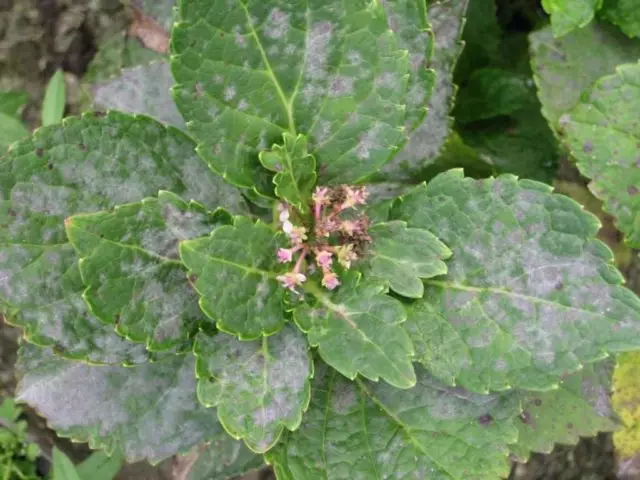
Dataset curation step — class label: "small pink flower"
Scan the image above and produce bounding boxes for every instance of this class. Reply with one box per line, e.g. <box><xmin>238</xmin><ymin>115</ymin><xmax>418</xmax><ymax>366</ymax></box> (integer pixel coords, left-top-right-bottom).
<box><xmin>289</xmin><ymin>226</ymin><xmax>308</xmax><ymax>244</ymax></box>
<box><xmin>312</xmin><ymin>186</ymin><xmax>331</xmax><ymax>205</ymax></box>
<box><xmin>315</xmin><ymin>249</ymin><xmax>333</xmax><ymax>269</ymax></box>
<box><xmin>342</xmin><ymin>186</ymin><xmax>368</xmax><ymax>209</ymax></box>
<box><xmin>335</xmin><ymin>244</ymin><xmax>358</xmax><ymax>269</ymax></box>
<box><xmin>277</xmin><ymin>248</ymin><xmax>294</xmax><ymax>263</ymax></box>
<box><xmin>322</xmin><ymin>271</ymin><xmax>340</xmax><ymax>290</ymax></box>
<box><xmin>282</xmin><ymin>220</ymin><xmax>294</xmax><ymax>235</ymax></box>
<box><xmin>340</xmin><ymin>220</ymin><xmax>358</xmax><ymax>235</ymax></box>
<box><xmin>316</xmin><ymin>218</ymin><xmax>339</xmax><ymax>237</ymax></box>
<box><xmin>279</xmin><ymin>207</ymin><xmax>290</xmax><ymax>223</ymax></box>
<box><xmin>277</xmin><ymin>272</ymin><xmax>307</xmax><ymax>291</ymax></box>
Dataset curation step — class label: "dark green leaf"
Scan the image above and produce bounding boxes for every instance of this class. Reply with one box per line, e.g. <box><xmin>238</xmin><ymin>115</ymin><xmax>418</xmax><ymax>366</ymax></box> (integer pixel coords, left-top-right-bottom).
<box><xmin>195</xmin><ymin>326</ymin><xmax>312</xmax><ymax>452</ymax></box>
<box><xmin>295</xmin><ymin>273</ymin><xmax>415</xmax><ymax>389</ymax></box>
<box><xmin>529</xmin><ymin>21</ymin><xmax>640</xmax><ymax>129</ymax></box>
<box><xmin>365</xmin><ymin>221</ymin><xmax>451</xmax><ymax>298</ymax></box>
<box><xmin>382</xmin><ymin>0</ymin><xmax>468</xmax><ymax>181</ymax></box>
<box><xmin>0</xmin><ymin>112</ymin><xmax>244</xmax><ymax>363</ymax></box>
<box><xmin>392</xmin><ymin>169</ymin><xmax>640</xmax><ymax>392</ymax></box>
<box><xmin>454</xmin><ymin>0</ymin><xmax>501</xmax><ymax>80</ymax></box>
<box><xmin>510</xmin><ymin>362</ymin><xmax>619</xmax><ymax>461</ymax></box>
<box><xmin>171</xmin><ymin>0</ymin><xmax>413</xmax><ymax>192</ymax></box>
<box><xmin>66</xmin><ymin>192</ymin><xmax>231</xmax><ymax>351</ymax></box>
<box><xmin>179</xmin><ymin>216</ymin><xmax>286</xmax><ymax>339</ymax></box>
<box><xmin>259</xmin><ymin>133</ymin><xmax>316</xmax><ymax>213</ymax></box>
<box><xmin>541</xmin><ymin>0</ymin><xmax>602</xmax><ymax>38</ymax></box>
<box><xmin>16</xmin><ymin>344</ymin><xmax>231</xmax><ymax>464</ymax></box>
<box><xmin>42</xmin><ymin>70</ymin><xmax>66</xmax><ymax>127</ymax></box>
<box><xmin>0</xmin><ymin>91</ymin><xmax>29</xmax><ymax>117</ymax></box>
<box><xmin>267</xmin><ymin>361</ymin><xmax>520</xmax><ymax>479</ymax></box>
<box><xmin>601</xmin><ymin>0</ymin><xmax>640</xmax><ymax>38</ymax></box>
<box><xmin>75</xmin><ymin>450</ymin><xmax>124</xmax><ymax>480</ymax></box>
<box><xmin>562</xmin><ymin>61</ymin><xmax>640</xmax><ymax>247</ymax></box>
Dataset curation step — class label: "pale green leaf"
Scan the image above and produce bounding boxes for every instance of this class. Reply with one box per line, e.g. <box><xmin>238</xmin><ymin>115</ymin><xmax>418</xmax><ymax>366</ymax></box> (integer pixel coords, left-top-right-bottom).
<box><xmin>365</xmin><ymin>220</ymin><xmax>451</xmax><ymax>298</ymax></box>
<box><xmin>267</xmin><ymin>361</ymin><xmax>520</xmax><ymax>480</ymax></box>
<box><xmin>16</xmin><ymin>344</ymin><xmax>228</xmax><ymax>464</ymax></box>
<box><xmin>171</xmin><ymin>0</ymin><xmax>412</xmax><ymax>192</ymax></box>
<box><xmin>612</xmin><ymin>352</ymin><xmax>640</xmax><ymax>460</ymax></box>
<box><xmin>75</xmin><ymin>450</ymin><xmax>124</xmax><ymax>480</ymax></box>
<box><xmin>195</xmin><ymin>326</ymin><xmax>312</xmax><ymax>453</ymax></box>
<box><xmin>382</xmin><ymin>0</ymin><xmax>468</xmax><ymax>180</ymax></box>
<box><xmin>529</xmin><ymin>21</ymin><xmax>640</xmax><ymax>129</ymax></box>
<box><xmin>179</xmin><ymin>216</ymin><xmax>286</xmax><ymax>339</ymax></box>
<box><xmin>0</xmin><ymin>111</ymin><xmax>245</xmax><ymax>363</ymax></box>
<box><xmin>42</xmin><ymin>69</ymin><xmax>66</xmax><ymax>127</ymax></box>
<box><xmin>66</xmin><ymin>192</ymin><xmax>231</xmax><ymax>351</ymax></box>
<box><xmin>510</xmin><ymin>362</ymin><xmax>619</xmax><ymax>461</ymax></box>
<box><xmin>0</xmin><ymin>91</ymin><xmax>29</xmax><ymax>117</ymax></box>
<box><xmin>392</xmin><ymin>169</ymin><xmax>640</xmax><ymax>392</ymax></box>
<box><xmin>541</xmin><ymin>0</ymin><xmax>602</xmax><ymax>38</ymax></box>
<box><xmin>259</xmin><ymin>133</ymin><xmax>316</xmax><ymax>213</ymax></box>
<box><xmin>601</xmin><ymin>0</ymin><xmax>640</xmax><ymax>38</ymax></box>
<box><xmin>295</xmin><ymin>273</ymin><xmax>415</xmax><ymax>389</ymax></box>
<box><xmin>0</xmin><ymin>113</ymin><xmax>29</xmax><ymax>152</ymax></box>
<box><xmin>562</xmin><ymin>61</ymin><xmax>640</xmax><ymax>248</ymax></box>
<box><xmin>53</xmin><ymin>447</ymin><xmax>82</xmax><ymax>480</ymax></box>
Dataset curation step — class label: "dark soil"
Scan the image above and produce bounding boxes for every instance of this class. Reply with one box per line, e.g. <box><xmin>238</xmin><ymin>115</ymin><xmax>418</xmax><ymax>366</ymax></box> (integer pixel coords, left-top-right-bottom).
<box><xmin>0</xmin><ymin>1</ymin><xmax>637</xmax><ymax>479</ymax></box>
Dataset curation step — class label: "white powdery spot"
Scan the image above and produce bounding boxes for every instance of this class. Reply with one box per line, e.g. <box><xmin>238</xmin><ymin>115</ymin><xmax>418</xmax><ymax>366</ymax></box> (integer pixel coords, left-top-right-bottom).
<box><xmin>224</xmin><ymin>85</ymin><xmax>237</xmax><ymax>101</ymax></box>
<box><xmin>238</xmin><ymin>99</ymin><xmax>249</xmax><ymax>110</ymax></box>
<box><xmin>347</xmin><ymin>51</ymin><xmax>362</xmax><ymax>66</ymax></box>
<box><xmin>328</xmin><ymin>75</ymin><xmax>354</xmax><ymax>98</ymax></box>
<box><xmin>234</xmin><ymin>25</ymin><xmax>247</xmax><ymax>48</ymax></box>
<box><xmin>213</xmin><ymin>74</ymin><xmax>224</xmax><ymax>84</ymax></box>
<box><xmin>356</xmin><ymin>122</ymin><xmax>384</xmax><ymax>161</ymax></box>
<box><xmin>284</xmin><ymin>44</ymin><xmax>296</xmax><ymax>56</ymax></box>
<box><xmin>264</xmin><ymin>8</ymin><xmax>290</xmax><ymax>39</ymax></box>
<box><xmin>305</xmin><ymin>21</ymin><xmax>333</xmax><ymax>81</ymax></box>
<box><xmin>330</xmin><ymin>380</ymin><xmax>357</xmax><ymax>414</ymax></box>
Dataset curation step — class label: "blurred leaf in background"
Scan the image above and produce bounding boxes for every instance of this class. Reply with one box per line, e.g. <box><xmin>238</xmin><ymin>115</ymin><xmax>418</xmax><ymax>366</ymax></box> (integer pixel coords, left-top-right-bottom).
<box><xmin>42</xmin><ymin>69</ymin><xmax>67</xmax><ymax>127</ymax></box>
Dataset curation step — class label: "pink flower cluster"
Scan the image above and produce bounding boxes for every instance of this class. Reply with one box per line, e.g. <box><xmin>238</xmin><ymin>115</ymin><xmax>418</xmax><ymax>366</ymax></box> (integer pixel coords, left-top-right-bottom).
<box><xmin>275</xmin><ymin>185</ymin><xmax>370</xmax><ymax>293</ymax></box>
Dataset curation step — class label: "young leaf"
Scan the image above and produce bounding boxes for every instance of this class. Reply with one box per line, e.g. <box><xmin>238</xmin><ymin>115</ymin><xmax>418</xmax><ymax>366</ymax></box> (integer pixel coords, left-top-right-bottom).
<box><xmin>180</xmin><ymin>216</ymin><xmax>287</xmax><ymax>339</ymax></box>
<box><xmin>294</xmin><ymin>273</ymin><xmax>415</xmax><ymax>389</ymax></box>
<box><xmin>529</xmin><ymin>21</ymin><xmax>640</xmax><ymax>129</ymax></box>
<box><xmin>171</xmin><ymin>0</ymin><xmax>412</xmax><ymax>192</ymax></box>
<box><xmin>381</xmin><ymin>0</ymin><xmax>435</xmax><ymax>130</ymax></box>
<box><xmin>601</xmin><ymin>0</ymin><xmax>640</xmax><ymax>38</ymax></box>
<box><xmin>16</xmin><ymin>344</ymin><xmax>234</xmax><ymax>464</ymax></box>
<box><xmin>0</xmin><ymin>111</ymin><xmax>245</xmax><ymax>363</ymax></box>
<box><xmin>612</xmin><ymin>352</ymin><xmax>640</xmax><ymax>463</ymax></box>
<box><xmin>267</xmin><ymin>362</ymin><xmax>520</xmax><ymax>480</ymax></box>
<box><xmin>364</xmin><ymin>220</ymin><xmax>451</xmax><ymax>298</ymax></box>
<box><xmin>42</xmin><ymin>69</ymin><xmax>66</xmax><ymax>126</ymax></box>
<box><xmin>65</xmin><ymin>192</ymin><xmax>231</xmax><ymax>351</ymax></box>
<box><xmin>185</xmin><ymin>442</ymin><xmax>263</xmax><ymax>480</ymax></box>
<box><xmin>562</xmin><ymin>61</ymin><xmax>640</xmax><ymax>248</ymax></box>
<box><xmin>392</xmin><ymin>169</ymin><xmax>640</xmax><ymax>392</ymax></box>
<box><xmin>259</xmin><ymin>133</ymin><xmax>316</xmax><ymax>213</ymax></box>
<box><xmin>52</xmin><ymin>447</ymin><xmax>82</xmax><ymax>480</ymax></box>
<box><xmin>75</xmin><ymin>450</ymin><xmax>124</xmax><ymax>480</ymax></box>
<box><xmin>541</xmin><ymin>0</ymin><xmax>602</xmax><ymax>38</ymax></box>
<box><xmin>509</xmin><ymin>362</ymin><xmax>619</xmax><ymax>461</ymax></box>
<box><xmin>381</xmin><ymin>0</ymin><xmax>468</xmax><ymax>181</ymax></box>
<box><xmin>194</xmin><ymin>326</ymin><xmax>312</xmax><ymax>453</ymax></box>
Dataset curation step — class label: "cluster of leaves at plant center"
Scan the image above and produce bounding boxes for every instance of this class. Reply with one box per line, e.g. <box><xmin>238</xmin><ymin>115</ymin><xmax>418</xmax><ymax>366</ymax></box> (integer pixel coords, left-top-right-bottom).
<box><xmin>3</xmin><ymin>0</ymin><xmax>640</xmax><ymax>479</ymax></box>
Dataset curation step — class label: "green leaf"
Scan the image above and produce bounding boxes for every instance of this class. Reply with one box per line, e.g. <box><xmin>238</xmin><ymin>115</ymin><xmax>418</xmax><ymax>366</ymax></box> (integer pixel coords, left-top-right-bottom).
<box><xmin>392</xmin><ymin>169</ymin><xmax>640</xmax><ymax>392</ymax></box>
<box><xmin>259</xmin><ymin>133</ymin><xmax>316</xmax><ymax>213</ymax></box>
<box><xmin>295</xmin><ymin>273</ymin><xmax>415</xmax><ymax>389</ymax></box>
<box><xmin>180</xmin><ymin>216</ymin><xmax>286</xmax><ymax>339</ymax></box>
<box><xmin>0</xmin><ymin>111</ymin><xmax>245</xmax><ymax>363</ymax></box>
<box><xmin>91</xmin><ymin>62</ymin><xmax>185</xmax><ymax>129</ymax></box>
<box><xmin>42</xmin><ymin>69</ymin><xmax>66</xmax><ymax>126</ymax></box>
<box><xmin>541</xmin><ymin>0</ymin><xmax>602</xmax><ymax>38</ymax></box>
<box><xmin>186</xmin><ymin>442</ymin><xmax>263</xmax><ymax>480</ymax></box>
<box><xmin>529</xmin><ymin>21</ymin><xmax>640</xmax><ymax>129</ymax></box>
<box><xmin>53</xmin><ymin>447</ymin><xmax>82</xmax><ymax>480</ymax></box>
<box><xmin>612</xmin><ymin>352</ymin><xmax>640</xmax><ymax>461</ymax></box>
<box><xmin>562</xmin><ymin>61</ymin><xmax>640</xmax><ymax>248</ymax></box>
<box><xmin>0</xmin><ymin>113</ymin><xmax>29</xmax><ymax>152</ymax></box>
<box><xmin>75</xmin><ymin>450</ymin><xmax>124</xmax><ymax>480</ymax></box>
<box><xmin>365</xmin><ymin>220</ymin><xmax>451</xmax><ymax>298</ymax></box>
<box><xmin>510</xmin><ymin>362</ymin><xmax>619</xmax><ymax>461</ymax></box>
<box><xmin>194</xmin><ymin>326</ymin><xmax>312</xmax><ymax>453</ymax></box>
<box><xmin>16</xmin><ymin>344</ymin><xmax>229</xmax><ymax>464</ymax></box>
<box><xmin>381</xmin><ymin>0</ymin><xmax>468</xmax><ymax>181</ymax></box>
<box><xmin>267</xmin><ymin>361</ymin><xmax>520</xmax><ymax>480</ymax></box>
<box><xmin>0</xmin><ymin>91</ymin><xmax>29</xmax><ymax>117</ymax></box>
<box><xmin>601</xmin><ymin>0</ymin><xmax>640</xmax><ymax>38</ymax></box>
<box><xmin>65</xmin><ymin>192</ymin><xmax>231</xmax><ymax>351</ymax></box>
<box><xmin>381</xmin><ymin>0</ymin><xmax>435</xmax><ymax>130</ymax></box>
<box><xmin>171</xmin><ymin>0</ymin><xmax>413</xmax><ymax>192</ymax></box>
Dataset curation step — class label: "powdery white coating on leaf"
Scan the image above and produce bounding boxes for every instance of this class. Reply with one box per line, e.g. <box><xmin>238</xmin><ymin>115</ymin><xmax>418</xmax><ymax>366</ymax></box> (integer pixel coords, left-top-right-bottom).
<box><xmin>194</xmin><ymin>326</ymin><xmax>311</xmax><ymax>453</ymax></box>
<box><xmin>16</xmin><ymin>347</ymin><xmax>219</xmax><ymax>463</ymax></box>
<box><xmin>305</xmin><ymin>21</ymin><xmax>333</xmax><ymax>82</ymax></box>
<box><xmin>264</xmin><ymin>8</ymin><xmax>290</xmax><ymax>40</ymax></box>
<box><xmin>392</xmin><ymin>170</ymin><xmax>640</xmax><ymax>393</ymax></box>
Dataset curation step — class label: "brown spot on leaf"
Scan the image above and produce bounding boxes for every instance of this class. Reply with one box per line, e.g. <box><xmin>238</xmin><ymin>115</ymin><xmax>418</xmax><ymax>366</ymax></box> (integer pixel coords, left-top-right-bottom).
<box><xmin>583</xmin><ymin>141</ymin><xmax>594</xmax><ymax>153</ymax></box>
<box><xmin>78</xmin><ymin>143</ymin><xmax>86</xmax><ymax>151</ymax></box>
<box><xmin>628</xmin><ymin>185</ymin><xmax>638</xmax><ymax>196</ymax></box>
<box><xmin>519</xmin><ymin>411</ymin><xmax>531</xmax><ymax>424</ymax></box>
<box><xmin>129</xmin><ymin>6</ymin><xmax>169</xmax><ymax>54</ymax></box>
<box><xmin>114</xmin><ymin>313</ymin><xmax>121</xmax><ymax>325</ymax></box>
<box><xmin>48</xmin><ymin>163</ymin><xmax>54</xmax><ymax>170</ymax></box>
<box><xmin>36</xmin><ymin>148</ymin><xmax>44</xmax><ymax>157</ymax></box>
<box><xmin>477</xmin><ymin>413</ymin><xmax>493</xmax><ymax>426</ymax></box>
<box><xmin>534</xmin><ymin>398</ymin><xmax>542</xmax><ymax>406</ymax></box>
<box><xmin>566</xmin><ymin>422</ymin><xmax>574</xmax><ymax>429</ymax></box>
